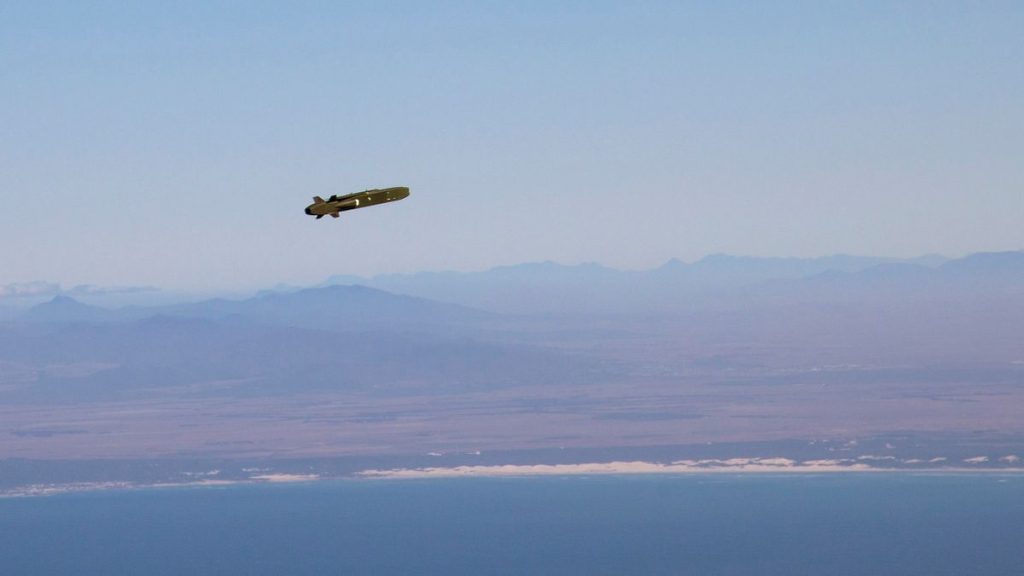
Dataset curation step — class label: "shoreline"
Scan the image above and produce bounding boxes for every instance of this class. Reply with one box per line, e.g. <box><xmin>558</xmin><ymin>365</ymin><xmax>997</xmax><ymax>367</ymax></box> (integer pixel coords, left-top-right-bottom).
<box><xmin>0</xmin><ymin>473</ymin><xmax>321</xmax><ymax>499</ymax></box>
<box><xmin>3</xmin><ymin>459</ymin><xmax>1023</xmax><ymax>498</ymax></box>
<box><xmin>356</xmin><ymin>458</ymin><xmax>1024</xmax><ymax>479</ymax></box>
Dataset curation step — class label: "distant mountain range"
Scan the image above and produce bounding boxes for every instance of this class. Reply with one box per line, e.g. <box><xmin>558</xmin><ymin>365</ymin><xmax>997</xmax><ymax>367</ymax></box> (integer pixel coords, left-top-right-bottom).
<box><xmin>2</xmin><ymin>285</ymin><xmax>595</xmax><ymax>402</ymax></box>
<box><xmin>21</xmin><ymin>285</ymin><xmax>491</xmax><ymax>332</ymax></box>
<box><xmin>11</xmin><ymin>251</ymin><xmax>1023</xmax><ymax>322</ymax></box>
<box><xmin>324</xmin><ymin>251</ymin><xmax>1022</xmax><ymax>314</ymax></box>
<box><xmin>0</xmin><ymin>314</ymin><xmax>589</xmax><ymax>402</ymax></box>
<box><xmin>1</xmin><ymin>250</ymin><xmax>1020</xmax><ymax>416</ymax></box>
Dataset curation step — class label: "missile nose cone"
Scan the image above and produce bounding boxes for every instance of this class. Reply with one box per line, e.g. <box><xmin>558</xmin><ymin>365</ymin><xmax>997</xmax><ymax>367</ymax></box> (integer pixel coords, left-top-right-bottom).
<box><xmin>304</xmin><ymin>206</ymin><xmax>312</xmax><ymax>215</ymax></box>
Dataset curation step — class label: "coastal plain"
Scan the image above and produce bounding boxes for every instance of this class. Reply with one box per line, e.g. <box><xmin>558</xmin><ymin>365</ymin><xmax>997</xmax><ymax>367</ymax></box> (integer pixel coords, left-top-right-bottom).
<box><xmin>2</xmin><ymin>254</ymin><xmax>1023</xmax><ymax>492</ymax></box>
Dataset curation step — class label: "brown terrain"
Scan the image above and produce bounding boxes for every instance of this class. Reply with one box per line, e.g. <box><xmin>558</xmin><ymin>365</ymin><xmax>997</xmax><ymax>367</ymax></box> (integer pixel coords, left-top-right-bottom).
<box><xmin>1</xmin><ymin>253</ymin><xmax>1022</xmax><ymax>487</ymax></box>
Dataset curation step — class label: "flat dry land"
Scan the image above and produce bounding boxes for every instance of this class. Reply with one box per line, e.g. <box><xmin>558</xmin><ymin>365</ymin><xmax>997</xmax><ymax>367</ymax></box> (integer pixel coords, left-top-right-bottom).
<box><xmin>2</xmin><ymin>366</ymin><xmax>1022</xmax><ymax>460</ymax></box>
<box><xmin>2</xmin><ymin>308</ymin><xmax>1023</xmax><ymax>463</ymax></box>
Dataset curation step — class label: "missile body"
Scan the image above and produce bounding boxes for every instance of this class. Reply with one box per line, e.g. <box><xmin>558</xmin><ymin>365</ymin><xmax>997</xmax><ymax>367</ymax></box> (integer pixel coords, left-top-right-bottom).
<box><xmin>305</xmin><ymin>186</ymin><xmax>409</xmax><ymax>219</ymax></box>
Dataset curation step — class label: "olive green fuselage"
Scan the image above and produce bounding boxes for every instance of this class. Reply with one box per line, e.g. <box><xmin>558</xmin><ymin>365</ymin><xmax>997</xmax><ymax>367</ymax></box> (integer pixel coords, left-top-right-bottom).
<box><xmin>305</xmin><ymin>187</ymin><xmax>410</xmax><ymax>219</ymax></box>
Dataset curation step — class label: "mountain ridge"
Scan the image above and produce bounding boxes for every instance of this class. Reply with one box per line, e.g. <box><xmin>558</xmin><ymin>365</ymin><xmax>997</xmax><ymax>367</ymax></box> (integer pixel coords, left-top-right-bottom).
<box><xmin>324</xmin><ymin>251</ymin><xmax>1019</xmax><ymax>314</ymax></box>
<box><xmin>12</xmin><ymin>251</ymin><xmax>1021</xmax><ymax>319</ymax></box>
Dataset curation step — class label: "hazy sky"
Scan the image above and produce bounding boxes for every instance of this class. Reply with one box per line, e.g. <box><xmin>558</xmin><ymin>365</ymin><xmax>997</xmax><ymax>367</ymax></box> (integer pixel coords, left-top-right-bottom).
<box><xmin>2</xmin><ymin>1</ymin><xmax>1022</xmax><ymax>290</ymax></box>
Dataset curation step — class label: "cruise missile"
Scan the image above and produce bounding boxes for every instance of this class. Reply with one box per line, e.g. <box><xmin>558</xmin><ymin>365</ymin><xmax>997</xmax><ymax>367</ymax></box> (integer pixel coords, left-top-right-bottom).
<box><xmin>305</xmin><ymin>186</ymin><xmax>410</xmax><ymax>219</ymax></box>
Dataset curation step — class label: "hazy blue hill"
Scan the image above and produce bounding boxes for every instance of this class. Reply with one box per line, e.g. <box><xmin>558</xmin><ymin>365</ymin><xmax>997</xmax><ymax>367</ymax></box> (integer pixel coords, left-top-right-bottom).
<box><xmin>907</xmin><ymin>253</ymin><xmax>950</xmax><ymax>268</ymax></box>
<box><xmin>940</xmin><ymin>250</ymin><xmax>1024</xmax><ymax>275</ymax></box>
<box><xmin>935</xmin><ymin>251</ymin><xmax>1024</xmax><ymax>299</ymax></box>
<box><xmin>21</xmin><ymin>296</ymin><xmax>116</xmax><ymax>323</ymax></box>
<box><xmin>753</xmin><ymin>262</ymin><xmax>937</xmax><ymax>299</ymax></box>
<box><xmin>324</xmin><ymin>254</ymin><xmax>963</xmax><ymax>314</ymax></box>
<box><xmin>161</xmin><ymin>284</ymin><xmax>493</xmax><ymax>331</ymax></box>
<box><xmin>654</xmin><ymin>253</ymin><xmax>899</xmax><ymax>279</ymax></box>
<box><xmin>16</xmin><ymin>285</ymin><xmax>494</xmax><ymax>334</ymax></box>
<box><xmin>1</xmin><ymin>286</ymin><xmax>595</xmax><ymax>402</ymax></box>
<box><xmin>1</xmin><ymin>315</ymin><xmax>596</xmax><ymax>402</ymax></box>
<box><xmin>640</xmin><ymin>254</ymin><xmax>908</xmax><ymax>308</ymax></box>
<box><xmin>332</xmin><ymin>261</ymin><xmax>631</xmax><ymax>315</ymax></box>
<box><xmin>748</xmin><ymin>251</ymin><xmax>1024</xmax><ymax>306</ymax></box>
<box><xmin>477</xmin><ymin>261</ymin><xmax>621</xmax><ymax>282</ymax></box>
<box><xmin>0</xmin><ymin>305</ymin><xmax>21</xmax><ymax>321</ymax></box>
<box><xmin>12</xmin><ymin>252</ymin><xmax>1019</xmax><ymax>323</ymax></box>
<box><xmin>331</xmin><ymin>261</ymin><xmax>622</xmax><ymax>289</ymax></box>
<box><xmin>664</xmin><ymin>254</ymin><xmax>1024</xmax><ymax>357</ymax></box>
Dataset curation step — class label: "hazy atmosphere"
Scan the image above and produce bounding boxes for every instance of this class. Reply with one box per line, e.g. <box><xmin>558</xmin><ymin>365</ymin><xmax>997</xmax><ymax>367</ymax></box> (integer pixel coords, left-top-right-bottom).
<box><xmin>3</xmin><ymin>1</ymin><xmax>1022</xmax><ymax>290</ymax></box>
<box><xmin>2</xmin><ymin>4</ymin><xmax>1023</xmax><ymax>574</ymax></box>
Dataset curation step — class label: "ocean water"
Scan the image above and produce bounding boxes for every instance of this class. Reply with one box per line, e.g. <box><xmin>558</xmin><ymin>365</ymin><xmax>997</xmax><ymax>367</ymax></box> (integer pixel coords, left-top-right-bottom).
<box><xmin>1</xmin><ymin>474</ymin><xmax>1022</xmax><ymax>575</ymax></box>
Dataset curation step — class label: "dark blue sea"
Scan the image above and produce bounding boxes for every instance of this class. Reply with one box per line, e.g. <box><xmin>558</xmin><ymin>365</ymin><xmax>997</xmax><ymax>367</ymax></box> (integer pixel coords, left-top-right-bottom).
<box><xmin>1</xmin><ymin>474</ymin><xmax>1022</xmax><ymax>575</ymax></box>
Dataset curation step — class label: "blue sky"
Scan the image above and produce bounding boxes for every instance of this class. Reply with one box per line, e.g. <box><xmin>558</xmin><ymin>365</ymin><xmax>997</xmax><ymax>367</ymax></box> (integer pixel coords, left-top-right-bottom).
<box><xmin>2</xmin><ymin>1</ymin><xmax>1022</xmax><ymax>290</ymax></box>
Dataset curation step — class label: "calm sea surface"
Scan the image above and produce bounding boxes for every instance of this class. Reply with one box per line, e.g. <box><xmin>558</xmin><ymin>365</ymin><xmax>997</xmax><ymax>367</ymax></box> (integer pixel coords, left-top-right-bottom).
<box><xmin>1</xmin><ymin>474</ymin><xmax>1021</xmax><ymax>575</ymax></box>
